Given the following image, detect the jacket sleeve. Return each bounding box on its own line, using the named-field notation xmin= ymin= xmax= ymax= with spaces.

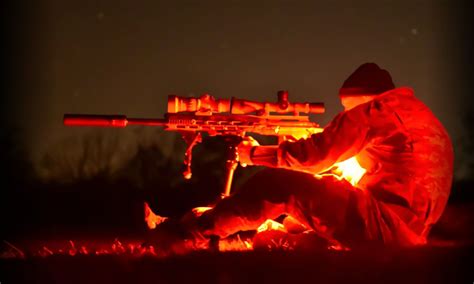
xmin=251 ymin=103 xmax=372 ymax=173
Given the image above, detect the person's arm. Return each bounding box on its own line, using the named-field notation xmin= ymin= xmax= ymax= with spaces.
xmin=249 ymin=103 xmax=373 ymax=173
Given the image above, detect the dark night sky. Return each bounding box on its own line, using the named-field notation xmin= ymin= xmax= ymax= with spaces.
xmin=3 ymin=1 xmax=473 ymax=179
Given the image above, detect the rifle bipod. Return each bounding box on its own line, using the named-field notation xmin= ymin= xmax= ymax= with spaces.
xmin=221 ymin=136 xmax=243 ymax=198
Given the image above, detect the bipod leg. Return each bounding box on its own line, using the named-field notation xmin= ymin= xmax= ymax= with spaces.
xmin=181 ymin=132 xmax=202 ymax=180
xmin=221 ymin=136 xmax=242 ymax=198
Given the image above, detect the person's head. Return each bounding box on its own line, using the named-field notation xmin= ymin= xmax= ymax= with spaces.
xmin=339 ymin=63 xmax=395 ymax=110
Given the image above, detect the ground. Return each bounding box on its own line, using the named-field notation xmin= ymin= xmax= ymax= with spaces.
xmin=1 ymin=245 xmax=473 ymax=284
xmin=1 ymin=180 xmax=473 ymax=283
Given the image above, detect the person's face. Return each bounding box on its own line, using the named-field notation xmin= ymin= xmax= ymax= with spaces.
xmin=340 ymin=95 xmax=376 ymax=111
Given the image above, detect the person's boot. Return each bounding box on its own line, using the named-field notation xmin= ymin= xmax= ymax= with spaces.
xmin=144 ymin=218 xmax=211 ymax=256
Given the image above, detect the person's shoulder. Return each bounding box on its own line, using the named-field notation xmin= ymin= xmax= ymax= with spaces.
xmin=373 ymin=87 xmax=419 ymax=107
xmin=341 ymin=87 xmax=416 ymax=119
xmin=378 ymin=87 xmax=415 ymax=100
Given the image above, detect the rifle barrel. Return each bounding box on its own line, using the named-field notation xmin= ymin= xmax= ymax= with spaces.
xmin=63 ymin=114 xmax=166 ymax=127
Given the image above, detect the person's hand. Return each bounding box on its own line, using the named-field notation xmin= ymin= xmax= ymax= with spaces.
xmin=238 ymin=136 xmax=259 ymax=167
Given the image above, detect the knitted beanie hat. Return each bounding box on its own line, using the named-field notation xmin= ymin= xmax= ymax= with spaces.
xmin=339 ymin=63 xmax=395 ymax=96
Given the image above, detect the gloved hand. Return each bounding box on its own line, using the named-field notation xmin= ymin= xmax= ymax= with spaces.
xmin=237 ymin=136 xmax=260 ymax=167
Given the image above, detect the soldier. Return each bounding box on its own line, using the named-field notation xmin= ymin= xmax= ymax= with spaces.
xmin=154 ymin=63 xmax=454 ymax=250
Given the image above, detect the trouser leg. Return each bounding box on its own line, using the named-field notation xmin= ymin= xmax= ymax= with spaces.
xmin=188 ymin=168 xmax=371 ymax=244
